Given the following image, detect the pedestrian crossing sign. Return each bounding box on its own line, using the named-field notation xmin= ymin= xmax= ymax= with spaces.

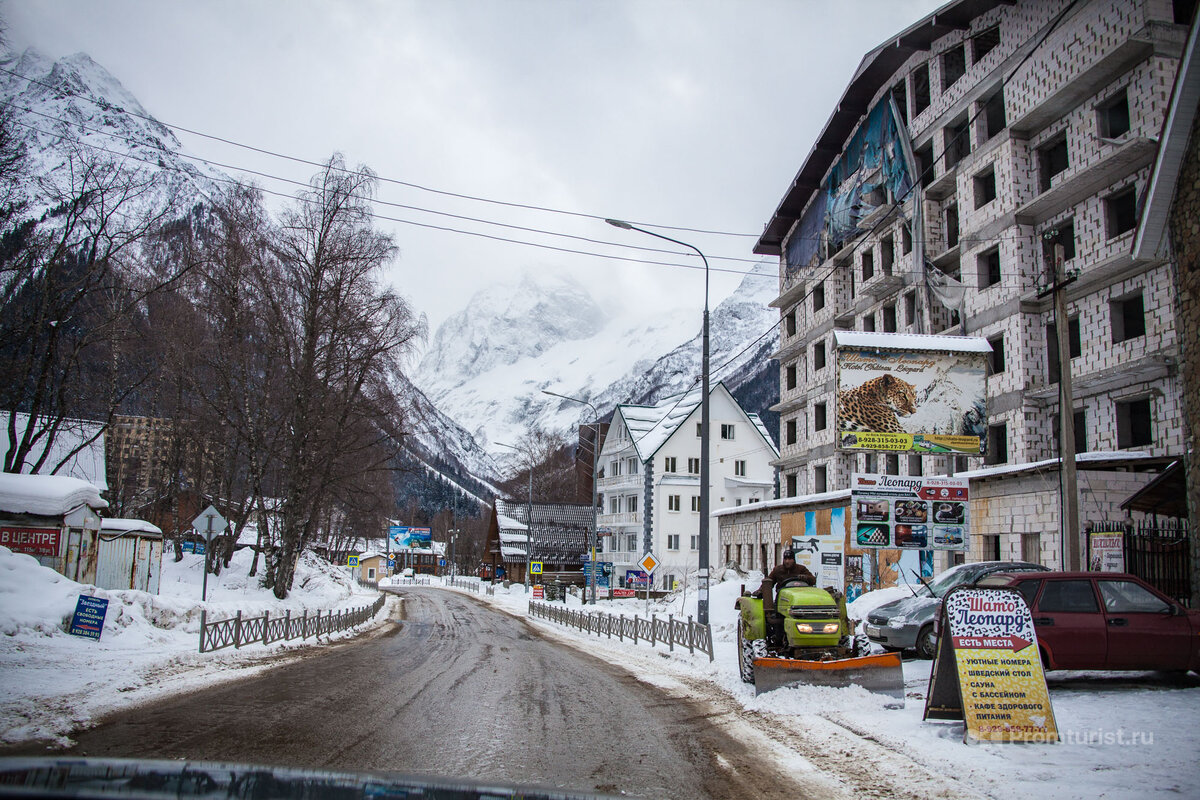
xmin=531 ymin=561 xmax=543 ymax=574
xmin=348 ymin=556 xmax=359 ymax=567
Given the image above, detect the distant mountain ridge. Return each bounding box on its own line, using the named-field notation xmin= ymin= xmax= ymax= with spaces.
xmin=3 ymin=46 xmax=781 ymax=509
xmin=414 ymin=260 xmax=781 ymax=453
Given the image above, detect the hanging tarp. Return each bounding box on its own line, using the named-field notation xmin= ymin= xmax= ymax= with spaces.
xmin=786 ymin=192 xmax=827 ymax=277
xmin=824 ymin=99 xmax=914 ymax=250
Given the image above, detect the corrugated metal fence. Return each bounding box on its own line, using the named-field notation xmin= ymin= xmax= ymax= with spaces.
xmin=529 ymin=600 xmax=713 ymax=661
xmin=199 ymin=594 xmax=386 ymax=653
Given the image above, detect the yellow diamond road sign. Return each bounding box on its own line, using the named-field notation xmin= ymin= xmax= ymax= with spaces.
xmin=637 ymin=552 xmax=659 ymax=573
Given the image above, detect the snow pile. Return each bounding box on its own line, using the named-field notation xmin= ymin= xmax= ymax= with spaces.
xmin=0 ymin=545 xmax=387 ymax=746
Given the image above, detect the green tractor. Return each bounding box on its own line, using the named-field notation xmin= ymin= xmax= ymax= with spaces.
xmin=735 ymin=576 xmax=904 ymax=698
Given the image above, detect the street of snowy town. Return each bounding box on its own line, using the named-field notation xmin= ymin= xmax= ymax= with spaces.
xmin=2 ymin=544 xmax=1197 ymax=799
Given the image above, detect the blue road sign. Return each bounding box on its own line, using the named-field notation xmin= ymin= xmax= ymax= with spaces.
xmin=69 ymin=595 xmax=108 ymax=641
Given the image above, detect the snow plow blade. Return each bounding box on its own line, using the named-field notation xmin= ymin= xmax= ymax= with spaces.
xmin=752 ymin=652 xmax=905 ymax=703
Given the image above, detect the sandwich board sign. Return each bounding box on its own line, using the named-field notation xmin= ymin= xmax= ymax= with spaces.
xmin=68 ymin=595 xmax=108 ymax=641
xmin=924 ymin=587 xmax=1057 ymax=743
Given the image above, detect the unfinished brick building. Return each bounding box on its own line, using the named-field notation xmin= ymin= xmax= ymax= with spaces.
xmin=756 ymin=0 xmax=1194 ymax=571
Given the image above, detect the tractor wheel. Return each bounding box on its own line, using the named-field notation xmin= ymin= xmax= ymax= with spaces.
xmin=915 ymin=623 xmax=938 ymax=659
xmin=853 ymin=633 xmax=872 ymax=657
xmin=737 ymin=624 xmax=755 ymax=683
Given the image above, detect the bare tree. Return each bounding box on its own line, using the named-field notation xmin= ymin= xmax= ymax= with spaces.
xmin=0 ymin=147 xmax=174 ymax=475
xmin=262 ymin=155 xmax=424 ymax=597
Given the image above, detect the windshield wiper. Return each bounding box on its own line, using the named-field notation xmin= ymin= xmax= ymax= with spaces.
xmin=910 ymin=567 xmax=934 ymax=596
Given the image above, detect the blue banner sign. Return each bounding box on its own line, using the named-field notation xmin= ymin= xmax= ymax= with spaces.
xmin=389 ymin=526 xmax=432 ymax=550
xmin=69 ymin=595 xmax=108 ymax=641
xmin=182 ymin=541 xmax=205 ymax=554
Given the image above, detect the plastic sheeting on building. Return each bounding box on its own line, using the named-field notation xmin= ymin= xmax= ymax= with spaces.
xmin=787 ymin=97 xmax=914 ymax=276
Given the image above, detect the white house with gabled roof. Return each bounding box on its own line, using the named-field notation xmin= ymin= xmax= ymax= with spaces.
xmin=596 ymin=382 xmax=779 ymax=590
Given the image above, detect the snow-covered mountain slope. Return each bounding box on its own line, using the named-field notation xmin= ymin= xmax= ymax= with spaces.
xmin=0 ymin=48 xmax=228 ymax=217
xmin=0 ymin=46 xmax=503 ymax=502
xmin=413 ymin=261 xmax=780 ymax=453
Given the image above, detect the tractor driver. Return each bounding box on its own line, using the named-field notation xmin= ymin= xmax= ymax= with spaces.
xmin=766 ymin=549 xmax=815 ymax=587
xmin=752 ymin=549 xmax=815 ymax=598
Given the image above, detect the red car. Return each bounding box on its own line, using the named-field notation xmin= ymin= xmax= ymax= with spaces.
xmin=976 ymin=572 xmax=1200 ymax=673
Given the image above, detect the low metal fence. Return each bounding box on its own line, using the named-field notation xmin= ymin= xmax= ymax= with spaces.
xmin=447 ymin=577 xmax=495 ymax=596
xmin=388 ymin=576 xmax=433 ymax=586
xmin=528 ymin=600 xmax=713 ymax=661
xmin=199 ymin=594 xmax=386 ymax=653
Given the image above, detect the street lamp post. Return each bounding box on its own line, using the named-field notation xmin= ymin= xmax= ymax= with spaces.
xmin=496 ymin=441 xmax=533 ymax=588
xmin=605 ymin=219 xmax=711 ymax=624
xmin=542 ymin=390 xmax=600 ymax=604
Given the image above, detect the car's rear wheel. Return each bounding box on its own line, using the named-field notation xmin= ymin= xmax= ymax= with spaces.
xmin=915 ymin=623 xmax=938 ymax=659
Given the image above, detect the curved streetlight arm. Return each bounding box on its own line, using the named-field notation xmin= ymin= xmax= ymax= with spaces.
xmin=604 ymin=218 xmax=712 ymax=625
xmin=605 ymin=220 xmax=710 ymax=307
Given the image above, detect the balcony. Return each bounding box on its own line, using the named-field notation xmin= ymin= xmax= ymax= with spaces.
xmin=599 ymin=511 xmax=642 ymax=526
xmin=598 ymin=473 xmax=642 ymax=492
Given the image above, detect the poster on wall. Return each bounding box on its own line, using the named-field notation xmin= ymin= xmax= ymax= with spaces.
xmin=1088 ymin=529 xmax=1125 ymax=572
xmin=788 ymin=506 xmax=846 ymax=592
xmin=850 ymin=473 xmax=969 ymax=550
xmin=834 ymin=331 xmax=991 ymax=455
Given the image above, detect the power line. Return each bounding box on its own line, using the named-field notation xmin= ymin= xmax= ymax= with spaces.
xmin=8 ymin=115 xmax=774 ymax=280
xmin=0 ymin=61 xmax=758 ymax=240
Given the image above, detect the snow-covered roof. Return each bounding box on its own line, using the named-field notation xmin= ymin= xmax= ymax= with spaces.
xmin=713 ymin=452 xmax=1163 ymax=518
xmin=954 ymin=451 xmax=1160 ymax=481
xmin=616 ymin=382 xmax=778 ymax=462
xmin=724 ymin=476 xmax=774 ymax=489
xmin=3 ymin=412 xmax=108 ymax=492
xmin=500 ymin=545 xmax=528 ymax=558
xmin=713 ymin=489 xmax=852 ymax=518
xmin=499 ymin=530 xmax=529 ymax=544
xmin=497 ymin=513 xmax=528 ymax=531
xmin=100 ymin=518 xmax=162 ymax=536
xmin=834 ymin=331 xmax=992 ymax=353
xmin=0 ymin=473 xmax=108 ymax=516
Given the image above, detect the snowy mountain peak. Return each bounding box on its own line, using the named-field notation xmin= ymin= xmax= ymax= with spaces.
xmin=416 ymin=270 xmax=607 ymax=393
xmin=0 ymin=47 xmax=225 ymax=217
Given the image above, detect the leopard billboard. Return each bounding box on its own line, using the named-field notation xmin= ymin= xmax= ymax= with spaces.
xmin=833 ymin=332 xmax=991 ymax=455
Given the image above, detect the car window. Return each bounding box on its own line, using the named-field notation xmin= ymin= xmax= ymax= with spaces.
xmin=1036 ymin=580 xmax=1099 ymax=613
xmin=1097 ymin=580 xmax=1171 ymax=614
xmin=1014 ymin=579 xmax=1042 ymax=609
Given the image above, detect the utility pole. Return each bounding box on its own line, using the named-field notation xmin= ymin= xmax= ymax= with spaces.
xmin=1040 ymin=238 xmax=1081 ymax=570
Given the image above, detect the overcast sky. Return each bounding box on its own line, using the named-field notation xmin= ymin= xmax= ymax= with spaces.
xmin=4 ymin=0 xmax=943 ymax=337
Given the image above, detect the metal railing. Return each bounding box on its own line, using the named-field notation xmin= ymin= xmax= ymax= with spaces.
xmin=388 ymin=575 xmax=432 ymax=586
xmin=199 ymin=594 xmax=386 ymax=653
xmin=528 ymin=600 xmax=713 ymax=661
xmin=447 ymin=576 xmax=495 ymax=596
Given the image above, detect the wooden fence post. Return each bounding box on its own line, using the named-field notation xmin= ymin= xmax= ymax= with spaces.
xmin=234 ymin=610 xmax=243 ymax=649
xmin=263 ymin=610 xmax=270 ymax=645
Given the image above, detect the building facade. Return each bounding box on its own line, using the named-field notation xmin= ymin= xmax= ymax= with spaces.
xmin=757 ymin=0 xmax=1192 ymax=571
xmin=597 ymin=383 xmax=779 ymax=590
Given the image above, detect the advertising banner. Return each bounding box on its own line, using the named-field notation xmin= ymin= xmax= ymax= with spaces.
xmin=850 ymin=473 xmax=969 ymax=550
xmin=788 ymin=507 xmax=847 ymax=592
xmin=389 ymin=526 xmax=432 ymax=551
xmin=1089 ymin=530 xmax=1125 ymax=572
xmin=924 ymin=587 xmax=1058 ymax=743
xmin=834 ymin=332 xmax=990 ymax=455
xmin=0 ymin=527 xmax=60 ymax=558
xmin=68 ymin=595 xmax=109 ymax=641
